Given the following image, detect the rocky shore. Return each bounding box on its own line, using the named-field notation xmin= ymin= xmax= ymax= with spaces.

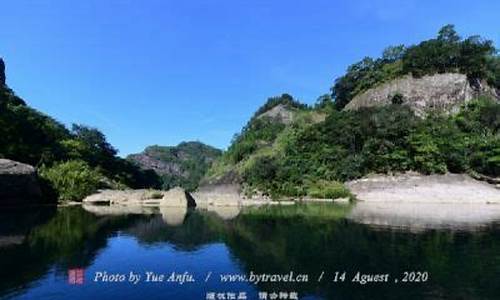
xmin=0 ymin=159 xmax=42 ymax=207
xmin=81 ymin=172 xmax=499 ymax=211
xmin=346 ymin=172 xmax=500 ymax=204
xmin=83 ymin=187 xmax=196 ymax=207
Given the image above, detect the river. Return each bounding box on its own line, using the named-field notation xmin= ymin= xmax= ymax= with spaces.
xmin=1 ymin=203 xmax=499 ymax=299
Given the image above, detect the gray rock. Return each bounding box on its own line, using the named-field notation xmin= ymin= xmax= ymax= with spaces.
xmin=160 ymin=187 xmax=196 ymax=207
xmin=83 ymin=187 xmax=196 ymax=208
xmin=159 ymin=206 xmax=187 ymax=225
xmin=345 ymin=73 xmax=499 ymax=116
xmin=0 ymin=159 xmax=42 ymax=206
xmin=257 ymin=103 xmax=295 ymax=124
xmin=83 ymin=189 xmax=168 ymax=204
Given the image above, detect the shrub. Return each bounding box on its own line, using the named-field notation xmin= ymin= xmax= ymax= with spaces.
xmin=390 ymin=93 xmax=404 ymax=105
xmin=307 ymin=180 xmax=352 ymax=200
xmin=242 ymin=155 xmax=278 ymax=191
xmin=39 ymin=160 xmax=103 ymax=202
xmin=468 ymin=136 xmax=500 ymax=176
xmin=408 ymin=132 xmax=447 ymax=174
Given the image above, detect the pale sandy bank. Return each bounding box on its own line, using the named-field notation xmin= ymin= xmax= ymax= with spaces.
xmin=346 ymin=173 xmax=500 ymax=204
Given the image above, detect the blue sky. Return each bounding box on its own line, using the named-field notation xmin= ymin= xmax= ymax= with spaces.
xmin=1 ymin=0 xmax=499 ymax=155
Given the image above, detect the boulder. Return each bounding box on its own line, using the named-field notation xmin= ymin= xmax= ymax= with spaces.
xmin=160 ymin=187 xmax=196 ymax=207
xmin=83 ymin=187 xmax=196 ymax=208
xmin=159 ymin=206 xmax=187 ymax=226
xmin=82 ymin=203 xmax=158 ymax=216
xmin=0 ymin=159 xmax=42 ymax=206
xmin=193 ymin=184 xmax=243 ymax=207
xmin=83 ymin=189 xmax=168 ymax=204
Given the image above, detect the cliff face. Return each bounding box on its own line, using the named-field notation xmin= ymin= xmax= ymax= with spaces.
xmin=256 ymin=103 xmax=295 ymax=124
xmin=344 ymin=73 xmax=499 ymax=116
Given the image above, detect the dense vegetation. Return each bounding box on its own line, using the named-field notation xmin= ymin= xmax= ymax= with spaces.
xmin=39 ymin=160 xmax=104 ymax=201
xmin=127 ymin=142 xmax=222 ymax=191
xmin=223 ymin=97 xmax=499 ymax=198
xmin=224 ymin=94 xmax=310 ymax=165
xmin=205 ymin=25 xmax=500 ymax=199
xmin=332 ymin=25 xmax=500 ymax=110
xmin=0 ymin=67 xmax=161 ymax=201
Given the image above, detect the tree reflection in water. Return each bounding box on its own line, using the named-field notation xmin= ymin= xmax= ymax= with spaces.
xmin=0 ymin=204 xmax=499 ymax=300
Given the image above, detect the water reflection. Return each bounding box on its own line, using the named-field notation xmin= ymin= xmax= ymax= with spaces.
xmin=349 ymin=201 xmax=500 ymax=231
xmin=0 ymin=203 xmax=499 ymax=300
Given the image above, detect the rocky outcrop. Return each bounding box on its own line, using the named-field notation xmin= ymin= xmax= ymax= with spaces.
xmin=344 ymin=73 xmax=499 ymax=116
xmin=0 ymin=159 xmax=42 ymax=206
xmin=83 ymin=189 xmax=156 ymax=204
xmin=346 ymin=173 xmax=500 ymax=203
xmin=83 ymin=187 xmax=196 ymax=208
xmin=257 ymin=103 xmax=295 ymax=124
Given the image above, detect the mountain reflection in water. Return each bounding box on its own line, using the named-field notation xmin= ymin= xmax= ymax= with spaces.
xmin=0 ymin=202 xmax=499 ymax=300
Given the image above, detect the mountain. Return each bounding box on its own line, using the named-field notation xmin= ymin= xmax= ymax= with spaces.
xmin=127 ymin=142 xmax=222 ymax=191
xmin=202 ymin=93 xmax=332 ymax=195
xmin=203 ymin=25 xmax=500 ymax=199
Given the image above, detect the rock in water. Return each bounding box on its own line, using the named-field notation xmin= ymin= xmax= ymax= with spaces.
xmin=160 ymin=187 xmax=196 ymax=207
xmin=160 ymin=206 xmax=187 ymax=226
xmin=0 ymin=159 xmax=42 ymax=206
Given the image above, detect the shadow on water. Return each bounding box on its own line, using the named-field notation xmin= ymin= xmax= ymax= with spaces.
xmin=0 ymin=203 xmax=499 ymax=299
xmin=0 ymin=207 xmax=146 ymax=298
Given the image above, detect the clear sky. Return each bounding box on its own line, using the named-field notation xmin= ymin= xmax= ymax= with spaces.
xmin=1 ymin=0 xmax=499 ymax=156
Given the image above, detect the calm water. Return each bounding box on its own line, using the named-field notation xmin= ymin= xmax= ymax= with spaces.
xmin=1 ymin=203 xmax=499 ymax=300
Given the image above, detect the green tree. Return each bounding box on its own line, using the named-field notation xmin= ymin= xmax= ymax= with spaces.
xmin=437 ymin=24 xmax=461 ymax=43
xmin=39 ymin=160 xmax=103 ymax=201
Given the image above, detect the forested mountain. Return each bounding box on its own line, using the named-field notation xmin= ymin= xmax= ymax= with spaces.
xmin=127 ymin=142 xmax=222 ymax=191
xmin=204 ymin=25 xmax=500 ymax=199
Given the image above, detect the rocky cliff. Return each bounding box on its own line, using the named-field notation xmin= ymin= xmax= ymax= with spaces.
xmin=344 ymin=73 xmax=499 ymax=116
xmin=256 ymin=103 xmax=295 ymax=124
